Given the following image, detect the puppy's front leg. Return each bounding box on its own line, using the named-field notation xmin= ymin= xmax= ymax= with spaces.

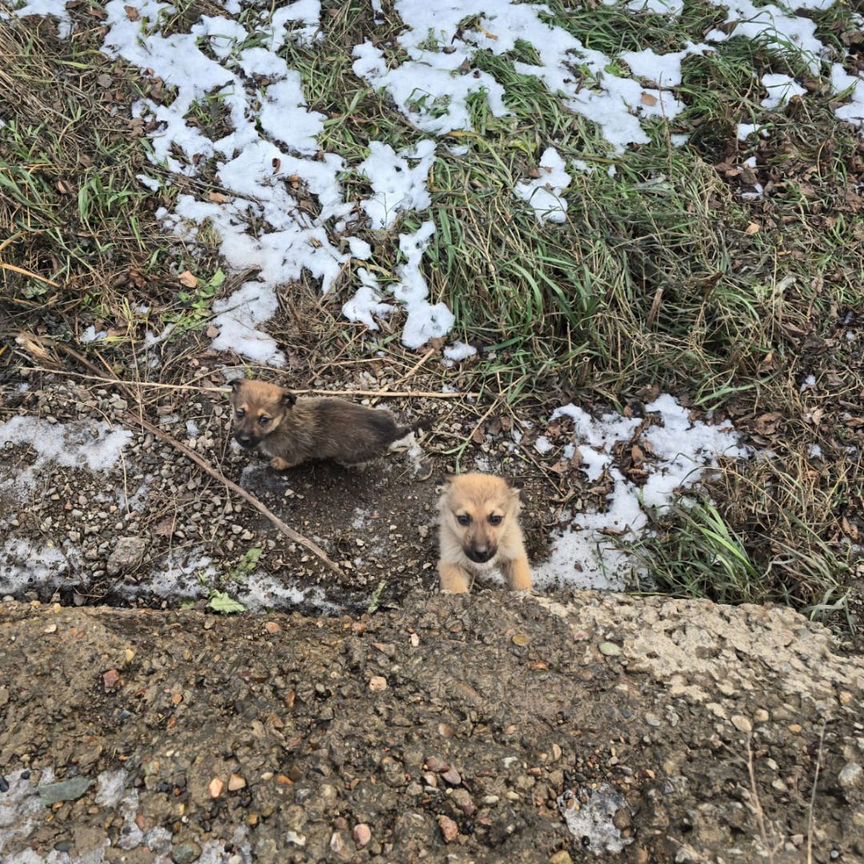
xmin=503 ymin=554 xmax=533 ymax=592
xmin=439 ymin=562 xmax=471 ymax=594
xmin=271 ymin=457 xmax=299 ymax=471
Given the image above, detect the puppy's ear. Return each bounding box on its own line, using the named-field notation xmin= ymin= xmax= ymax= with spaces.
xmin=509 ymin=477 xmax=524 ymax=493
xmin=229 ymin=378 xmax=243 ymax=392
xmin=281 ymin=391 xmax=297 ymax=408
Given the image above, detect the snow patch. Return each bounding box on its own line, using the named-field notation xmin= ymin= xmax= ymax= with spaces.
xmin=533 ymin=395 xmax=748 ymax=590
xmin=515 ymin=147 xmax=571 ymax=224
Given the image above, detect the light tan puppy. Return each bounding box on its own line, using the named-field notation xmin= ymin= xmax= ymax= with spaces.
xmin=437 ymin=473 xmax=532 ymax=594
xmin=230 ymin=379 xmax=422 ymax=470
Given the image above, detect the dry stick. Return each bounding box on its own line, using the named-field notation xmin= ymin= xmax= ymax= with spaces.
xmin=23 ymin=367 xmax=474 ymax=398
xmin=120 ymin=409 xmax=342 ymax=574
xmin=806 ymin=720 xmax=827 ymax=864
xmin=0 ymin=261 xmax=60 ymax=288
xmin=746 ymin=734 xmax=776 ymax=864
xmin=24 ymin=337 xmax=343 ymax=575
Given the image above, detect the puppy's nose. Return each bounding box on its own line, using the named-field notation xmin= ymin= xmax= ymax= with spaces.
xmin=466 ymin=545 xmax=494 ymax=564
xmin=234 ymin=433 xmax=253 ymax=448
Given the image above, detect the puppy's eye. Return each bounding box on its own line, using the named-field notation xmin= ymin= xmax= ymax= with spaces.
xmin=258 ymin=416 xmax=270 ymax=426
xmin=489 ymin=514 xmax=503 ymax=526
xmin=456 ymin=514 xmax=471 ymax=526
xmin=235 ymin=409 xmax=245 ymax=419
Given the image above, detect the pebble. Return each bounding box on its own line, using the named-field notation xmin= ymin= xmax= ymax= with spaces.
xmin=839 ymin=762 xmax=863 ymax=791
xmin=369 ymin=676 xmax=388 ymax=692
xmin=731 ymin=715 xmax=752 ymax=734
xmin=264 ymin=622 xmax=281 ymax=635
xmin=549 ymin=853 xmax=573 ymax=864
xmin=442 ymin=767 xmax=462 ymax=786
xmin=438 ymin=815 xmax=459 ymax=843
xmin=38 ymin=777 xmax=92 ymax=805
xmin=754 ymin=709 xmax=770 ymax=723
xmin=172 ymin=842 xmax=202 ymax=863
xmin=645 ymin=713 xmax=661 ymax=728
xmin=353 ymin=824 xmax=371 ymax=848
xmin=599 ymin=642 xmax=622 ymax=657
xmin=228 ymin=774 xmax=246 ymax=792
xmin=209 ymin=777 xmax=224 ymax=799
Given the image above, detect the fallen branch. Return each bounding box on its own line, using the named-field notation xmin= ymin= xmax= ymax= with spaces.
xmin=16 ymin=333 xmax=343 ymax=575
xmin=22 ymin=366 xmax=474 ymax=399
xmin=122 ymin=410 xmax=343 ymax=574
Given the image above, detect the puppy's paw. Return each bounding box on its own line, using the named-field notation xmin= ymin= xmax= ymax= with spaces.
xmin=439 ymin=563 xmax=471 ymax=594
xmin=270 ymin=457 xmax=296 ymax=471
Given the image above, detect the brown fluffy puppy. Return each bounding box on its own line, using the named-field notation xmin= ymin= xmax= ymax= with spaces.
xmin=230 ymin=379 xmax=421 ymax=470
xmin=437 ymin=472 xmax=532 ymax=594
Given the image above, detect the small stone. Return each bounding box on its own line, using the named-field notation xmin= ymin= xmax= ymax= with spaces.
xmin=106 ymin=536 xmax=147 ymax=576
xmin=551 ymin=743 xmax=562 ymax=762
xmin=442 ymin=767 xmax=462 ymax=786
xmin=228 ymin=774 xmax=246 ymax=792
xmin=38 ymin=777 xmax=92 ymax=805
xmin=839 ymin=763 xmax=863 ymax=791
xmin=353 ymin=824 xmax=371 ymax=848
xmin=438 ymin=723 xmax=455 ymax=738
xmin=172 ymin=842 xmax=202 ymax=864
xmin=209 ymin=777 xmax=224 ymax=799
xmin=329 ymin=831 xmax=351 ymax=860
xmin=43 ymin=623 xmax=57 ymax=634
xmin=549 ymin=852 xmax=573 ymax=864
xmin=645 ymin=713 xmax=661 ymax=728
xmin=438 ymin=815 xmax=459 ymax=843
xmin=410 ymin=633 xmax=420 ymax=647
xmin=451 ymin=788 xmax=475 ymax=815
xmin=839 ymin=691 xmax=853 ymax=706
xmin=731 ymin=715 xmax=752 ymax=734
xmin=264 ymin=621 xmax=280 ymax=635
xmin=512 ymin=633 xmax=530 ymax=647
xmin=788 ymin=723 xmax=802 ymax=734
xmin=369 ymin=676 xmax=388 ymax=692
xmin=103 ymin=669 xmax=121 ymax=691
xmin=598 ymin=642 xmax=621 ymax=657
xmin=754 ymin=709 xmax=770 ymax=723
xmin=285 ymin=831 xmax=306 ymax=847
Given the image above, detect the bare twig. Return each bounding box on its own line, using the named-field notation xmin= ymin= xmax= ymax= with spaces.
xmin=21 ymin=366 xmax=473 ymax=398
xmin=806 ymin=720 xmax=827 ymax=864
xmin=746 ymin=734 xmax=776 ymax=864
xmin=0 ymin=261 xmax=60 ymax=288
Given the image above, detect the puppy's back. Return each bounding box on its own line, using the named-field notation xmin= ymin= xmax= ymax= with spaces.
xmin=310 ymin=399 xmax=403 ymax=463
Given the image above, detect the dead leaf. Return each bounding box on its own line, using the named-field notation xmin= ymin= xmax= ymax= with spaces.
xmin=842 ymin=516 xmax=859 ymax=541
xmin=745 ymin=222 xmax=761 ymax=235
xmin=97 ymin=73 xmax=113 ymax=88
xmin=640 ymin=92 xmax=658 ymax=107
xmin=208 ymin=191 xmax=229 ymax=204
xmin=631 ymin=444 xmax=645 ymax=465
xmin=205 ymin=325 xmax=220 ymax=339
xmin=124 ymin=4 xmax=139 ymax=20
xmin=806 ymin=407 xmax=824 ymax=426
xmin=471 ymin=426 xmax=486 ymax=445
xmin=755 ymin=412 xmax=783 ymax=436
xmin=178 ymin=270 xmax=198 ymax=289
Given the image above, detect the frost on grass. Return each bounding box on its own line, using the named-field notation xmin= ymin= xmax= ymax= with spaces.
xmin=515 ymin=147 xmax=571 ymax=224
xmin=533 ymin=395 xmax=748 ymax=591
xmin=0 ymin=416 xmax=132 ymax=494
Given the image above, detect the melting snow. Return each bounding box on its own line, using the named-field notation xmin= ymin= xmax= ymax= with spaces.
xmin=0 ymin=416 xmax=132 ymax=493
xmin=533 ymin=395 xmax=748 ymax=591
xmin=515 ymin=147 xmax=571 ymax=224
xmin=760 ymin=73 xmax=806 ymax=110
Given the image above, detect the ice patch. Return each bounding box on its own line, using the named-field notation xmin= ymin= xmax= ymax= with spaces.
xmin=558 ymin=783 xmax=633 ymax=855
xmin=515 ymin=147 xmax=571 ymax=224
xmin=533 ymin=395 xmax=748 ymax=590
xmin=2 ymin=0 xmax=71 ymax=38
xmin=391 ymin=222 xmax=454 ymax=349
xmin=0 ymin=416 xmax=132 ymax=493
xmin=443 ymin=341 xmax=477 ymax=362
xmin=342 ymin=269 xmax=396 ymax=331
xmin=359 ymin=139 xmax=436 ymax=230
xmin=80 ymin=325 xmax=108 ymax=344
xmin=760 ymin=73 xmax=806 ymax=109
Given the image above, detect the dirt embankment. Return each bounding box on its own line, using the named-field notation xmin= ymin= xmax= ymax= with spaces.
xmin=1 ymin=590 xmax=863 ymax=864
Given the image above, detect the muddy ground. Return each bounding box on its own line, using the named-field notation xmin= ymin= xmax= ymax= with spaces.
xmin=0 ymin=366 xmax=558 ymax=615
xmin=1 ymin=590 xmax=863 ymax=863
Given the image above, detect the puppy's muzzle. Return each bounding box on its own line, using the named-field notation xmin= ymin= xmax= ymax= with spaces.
xmin=465 ymin=545 xmax=495 ymax=564
xmin=234 ymin=432 xmax=257 ymax=449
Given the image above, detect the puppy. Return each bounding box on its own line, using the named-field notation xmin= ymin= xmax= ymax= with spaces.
xmin=229 ymin=379 xmax=422 ymax=470
xmin=437 ymin=472 xmax=532 ymax=594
